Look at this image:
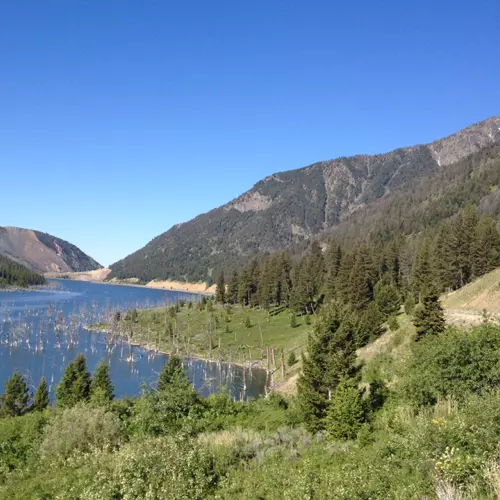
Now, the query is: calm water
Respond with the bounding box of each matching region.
[0,280,268,401]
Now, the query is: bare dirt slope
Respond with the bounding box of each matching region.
[0,226,101,273]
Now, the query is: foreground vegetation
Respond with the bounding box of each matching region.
[0,255,46,288]
[3,307,500,498]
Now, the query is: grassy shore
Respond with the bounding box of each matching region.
[89,301,312,383]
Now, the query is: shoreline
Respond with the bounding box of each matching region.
[46,275,215,297]
[46,271,216,296]
[84,323,270,374]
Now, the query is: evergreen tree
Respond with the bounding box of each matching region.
[215,271,226,304]
[348,250,373,310]
[56,354,91,408]
[374,283,401,318]
[228,270,239,305]
[307,241,325,300]
[325,242,342,300]
[297,303,360,432]
[412,239,433,299]
[325,378,365,440]
[0,371,31,417]
[90,360,114,404]
[158,355,190,391]
[404,294,416,316]
[473,217,500,278]
[238,269,250,306]
[32,376,49,412]
[413,285,446,341]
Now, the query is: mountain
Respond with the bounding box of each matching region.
[0,227,101,274]
[110,116,500,283]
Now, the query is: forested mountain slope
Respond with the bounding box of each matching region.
[0,227,101,273]
[110,116,500,283]
[0,254,46,287]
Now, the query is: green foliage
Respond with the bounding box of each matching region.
[289,312,297,328]
[413,285,446,341]
[387,315,399,331]
[0,255,45,288]
[244,315,251,329]
[56,354,91,408]
[287,350,298,366]
[39,404,121,460]
[84,437,217,500]
[404,294,415,315]
[374,283,401,317]
[325,378,365,440]
[90,360,114,405]
[32,377,49,412]
[0,371,31,417]
[157,355,190,392]
[297,303,360,432]
[398,324,500,406]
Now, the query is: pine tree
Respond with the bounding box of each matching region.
[215,271,226,304]
[297,303,360,432]
[413,284,446,341]
[32,376,49,412]
[228,270,239,305]
[325,378,365,440]
[348,250,373,310]
[374,283,401,317]
[412,239,433,299]
[325,242,342,299]
[56,354,91,408]
[90,360,114,404]
[158,355,189,391]
[0,371,31,417]
[238,269,250,306]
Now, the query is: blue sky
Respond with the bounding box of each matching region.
[1,0,499,266]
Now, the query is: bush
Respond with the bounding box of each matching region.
[39,404,122,460]
[287,351,298,366]
[387,315,399,331]
[82,437,217,500]
[398,325,500,406]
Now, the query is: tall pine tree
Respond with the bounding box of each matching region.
[413,284,446,341]
[56,354,91,408]
[0,371,31,417]
[32,376,49,412]
[90,360,115,404]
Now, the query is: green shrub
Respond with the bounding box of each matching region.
[287,351,298,366]
[387,315,399,331]
[39,404,122,460]
[82,437,217,500]
[398,325,500,406]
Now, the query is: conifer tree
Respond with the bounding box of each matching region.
[325,378,365,440]
[413,284,446,341]
[238,269,250,306]
[215,271,226,304]
[325,242,342,299]
[412,239,433,299]
[32,376,49,412]
[0,371,31,417]
[228,270,239,305]
[56,354,91,408]
[348,250,373,310]
[90,360,114,404]
[158,355,190,391]
[374,283,401,317]
[297,303,360,432]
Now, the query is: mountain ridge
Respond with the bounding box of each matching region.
[110,116,500,283]
[0,226,101,274]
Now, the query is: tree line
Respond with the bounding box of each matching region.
[0,255,46,288]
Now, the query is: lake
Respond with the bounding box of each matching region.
[0,279,268,401]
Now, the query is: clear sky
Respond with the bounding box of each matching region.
[1,0,499,266]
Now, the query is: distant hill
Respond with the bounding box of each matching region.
[110,116,500,283]
[0,227,101,274]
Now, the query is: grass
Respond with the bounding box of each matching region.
[92,302,311,380]
[442,267,500,314]
[357,313,416,386]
